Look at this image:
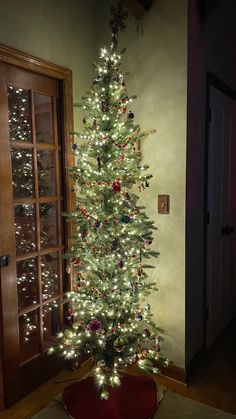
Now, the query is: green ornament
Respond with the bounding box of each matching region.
[113,337,125,353]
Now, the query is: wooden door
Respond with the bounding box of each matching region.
[0,62,68,406]
[206,85,236,348]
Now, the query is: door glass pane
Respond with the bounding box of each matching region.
[15,204,36,255]
[37,150,56,196]
[34,93,53,144]
[41,253,59,300]
[39,203,57,249]
[17,258,38,311]
[19,309,40,363]
[8,85,32,142]
[11,148,34,198]
[43,302,60,349]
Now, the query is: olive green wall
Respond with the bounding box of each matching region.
[94,0,188,367]
[0,0,188,368]
[0,0,96,129]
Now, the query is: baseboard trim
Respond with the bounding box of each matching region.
[160,363,187,384]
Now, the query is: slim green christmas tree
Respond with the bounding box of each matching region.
[50,2,169,399]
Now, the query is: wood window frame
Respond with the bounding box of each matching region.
[0,43,74,408]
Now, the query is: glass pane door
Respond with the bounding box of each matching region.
[8,85,63,364]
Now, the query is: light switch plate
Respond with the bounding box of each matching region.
[158,194,170,214]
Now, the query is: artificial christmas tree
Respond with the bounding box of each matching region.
[50,1,169,401]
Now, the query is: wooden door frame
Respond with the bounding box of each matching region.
[203,72,236,350]
[0,43,74,408]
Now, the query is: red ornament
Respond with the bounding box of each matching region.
[72,258,81,266]
[88,319,102,332]
[81,208,86,214]
[65,309,75,321]
[118,154,125,162]
[112,180,121,192]
[143,329,151,337]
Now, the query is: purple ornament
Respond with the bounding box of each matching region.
[118,260,124,269]
[72,143,78,151]
[88,319,102,332]
[128,111,134,119]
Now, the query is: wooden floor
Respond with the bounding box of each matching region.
[156,316,236,415]
[0,318,236,418]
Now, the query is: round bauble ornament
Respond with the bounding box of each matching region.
[72,257,81,266]
[144,303,151,311]
[72,143,78,151]
[112,180,121,192]
[113,337,125,353]
[127,111,134,119]
[143,329,151,337]
[94,220,101,229]
[119,214,131,224]
[88,319,102,332]
[118,154,125,162]
[135,313,143,322]
[65,309,74,321]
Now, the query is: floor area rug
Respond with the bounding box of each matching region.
[32,390,236,419]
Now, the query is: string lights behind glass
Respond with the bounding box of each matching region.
[8,86,32,142]
[8,85,61,351]
[17,257,38,310]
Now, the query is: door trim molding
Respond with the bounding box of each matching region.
[0,43,74,408]
[0,43,72,80]
[203,72,236,351]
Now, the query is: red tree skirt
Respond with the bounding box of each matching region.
[63,373,158,419]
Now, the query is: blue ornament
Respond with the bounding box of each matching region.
[144,303,151,311]
[94,220,101,229]
[135,313,143,322]
[119,214,131,224]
